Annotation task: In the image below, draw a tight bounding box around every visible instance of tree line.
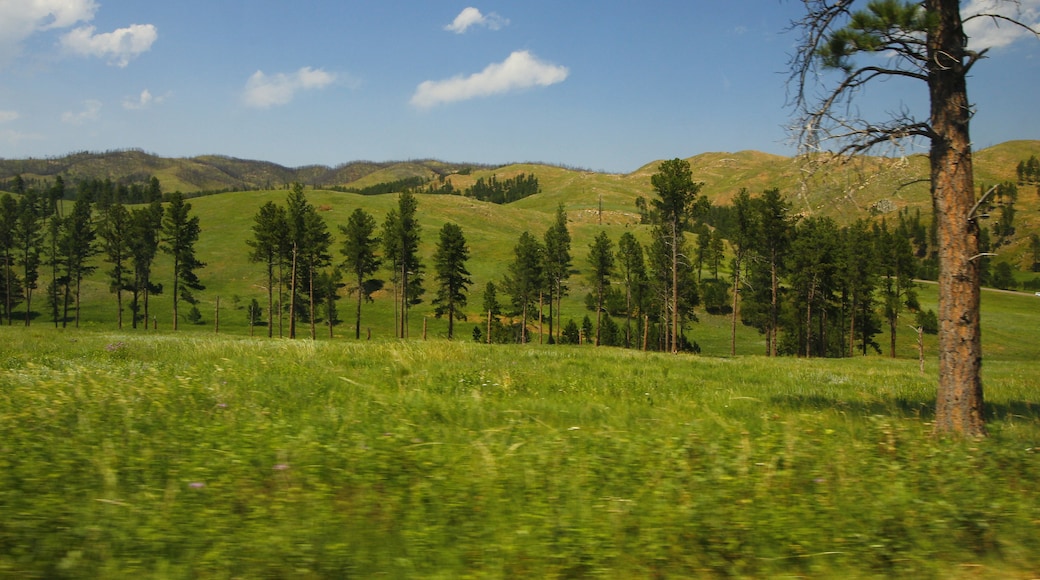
[0,177,205,330]
[1,161,1032,357]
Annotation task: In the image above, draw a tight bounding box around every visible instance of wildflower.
[189,482,205,489]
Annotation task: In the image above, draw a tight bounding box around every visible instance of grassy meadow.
[3,141,1040,577]
[2,320,1040,578]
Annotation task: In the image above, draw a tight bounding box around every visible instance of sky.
[0,1,1038,174]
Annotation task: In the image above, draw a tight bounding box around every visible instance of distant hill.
[0,149,492,194]
[1,143,1037,245]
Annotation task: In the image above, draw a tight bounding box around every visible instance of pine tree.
[432,222,472,339]
[503,231,544,343]
[59,186,98,327]
[339,208,381,339]
[128,201,163,329]
[0,194,22,324]
[650,158,702,353]
[98,203,133,329]
[543,204,572,343]
[162,192,205,331]
[382,191,423,338]
[14,189,44,326]
[616,231,647,349]
[248,201,288,337]
[285,183,331,339]
[587,230,615,346]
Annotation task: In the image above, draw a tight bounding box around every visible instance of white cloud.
[963,0,1040,50]
[411,50,569,108]
[123,89,165,110]
[62,99,102,124]
[444,7,508,34]
[0,0,98,63]
[243,67,337,109]
[0,110,19,123]
[61,23,157,67]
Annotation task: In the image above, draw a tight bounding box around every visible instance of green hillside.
[3,140,1039,349]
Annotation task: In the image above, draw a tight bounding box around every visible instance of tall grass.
[2,327,1038,578]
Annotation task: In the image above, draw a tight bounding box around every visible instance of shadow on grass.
[769,395,1040,422]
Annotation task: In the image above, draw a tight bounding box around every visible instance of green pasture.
[2,324,1039,578]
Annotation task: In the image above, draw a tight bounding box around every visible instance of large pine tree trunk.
[929,0,985,436]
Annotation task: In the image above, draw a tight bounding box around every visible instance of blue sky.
[0,1,1038,174]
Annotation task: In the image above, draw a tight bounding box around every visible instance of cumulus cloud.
[963,0,1040,50]
[123,89,165,110]
[0,0,98,63]
[444,7,508,34]
[411,50,569,108]
[62,99,102,124]
[0,110,19,123]
[61,23,157,67]
[243,67,337,109]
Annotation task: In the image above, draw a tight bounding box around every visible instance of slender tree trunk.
[400,261,408,339]
[671,221,679,354]
[625,278,633,349]
[595,284,603,346]
[116,284,123,329]
[62,267,71,329]
[929,0,984,436]
[730,254,740,356]
[308,264,316,340]
[74,276,82,328]
[521,302,528,344]
[848,294,857,358]
[267,259,274,338]
[355,273,364,340]
[537,291,543,344]
[277,259,284,338]
[172,254,180,331]
[769,256,779,357]
[288,244,297,339]
[805,281,815,358]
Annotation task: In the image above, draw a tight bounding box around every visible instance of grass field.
[3,141,1040,577]
[2,323,1039,578]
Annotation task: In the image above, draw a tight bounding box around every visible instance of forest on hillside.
[2,151,1038,358]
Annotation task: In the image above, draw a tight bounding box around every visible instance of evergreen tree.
[754,188,794,356]
[316,268,344,338]
[482,281,500,315]
[503,231,544,343]
[787,217,840,357]
[248,201,288,337]
[841,219,881,356]
[650,158,702,353]
[543,204,572,343]
[339,207,381,339]
[59,186,98,327]
[616,231,647,348]
[285,183,332,339]
[382,191,424,338]
[162,192,205,331]
[14,189,44,326]
[876,220,918,358]
[432,222,472,339]
[728,188,756,355]
[98,203,133,329]
[0,194,22,324]
[587,230,615,346]
[128,201,163,329]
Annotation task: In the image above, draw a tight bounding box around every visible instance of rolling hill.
[1,141,1038,345]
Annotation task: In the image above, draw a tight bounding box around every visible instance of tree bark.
[929,0,985,436]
